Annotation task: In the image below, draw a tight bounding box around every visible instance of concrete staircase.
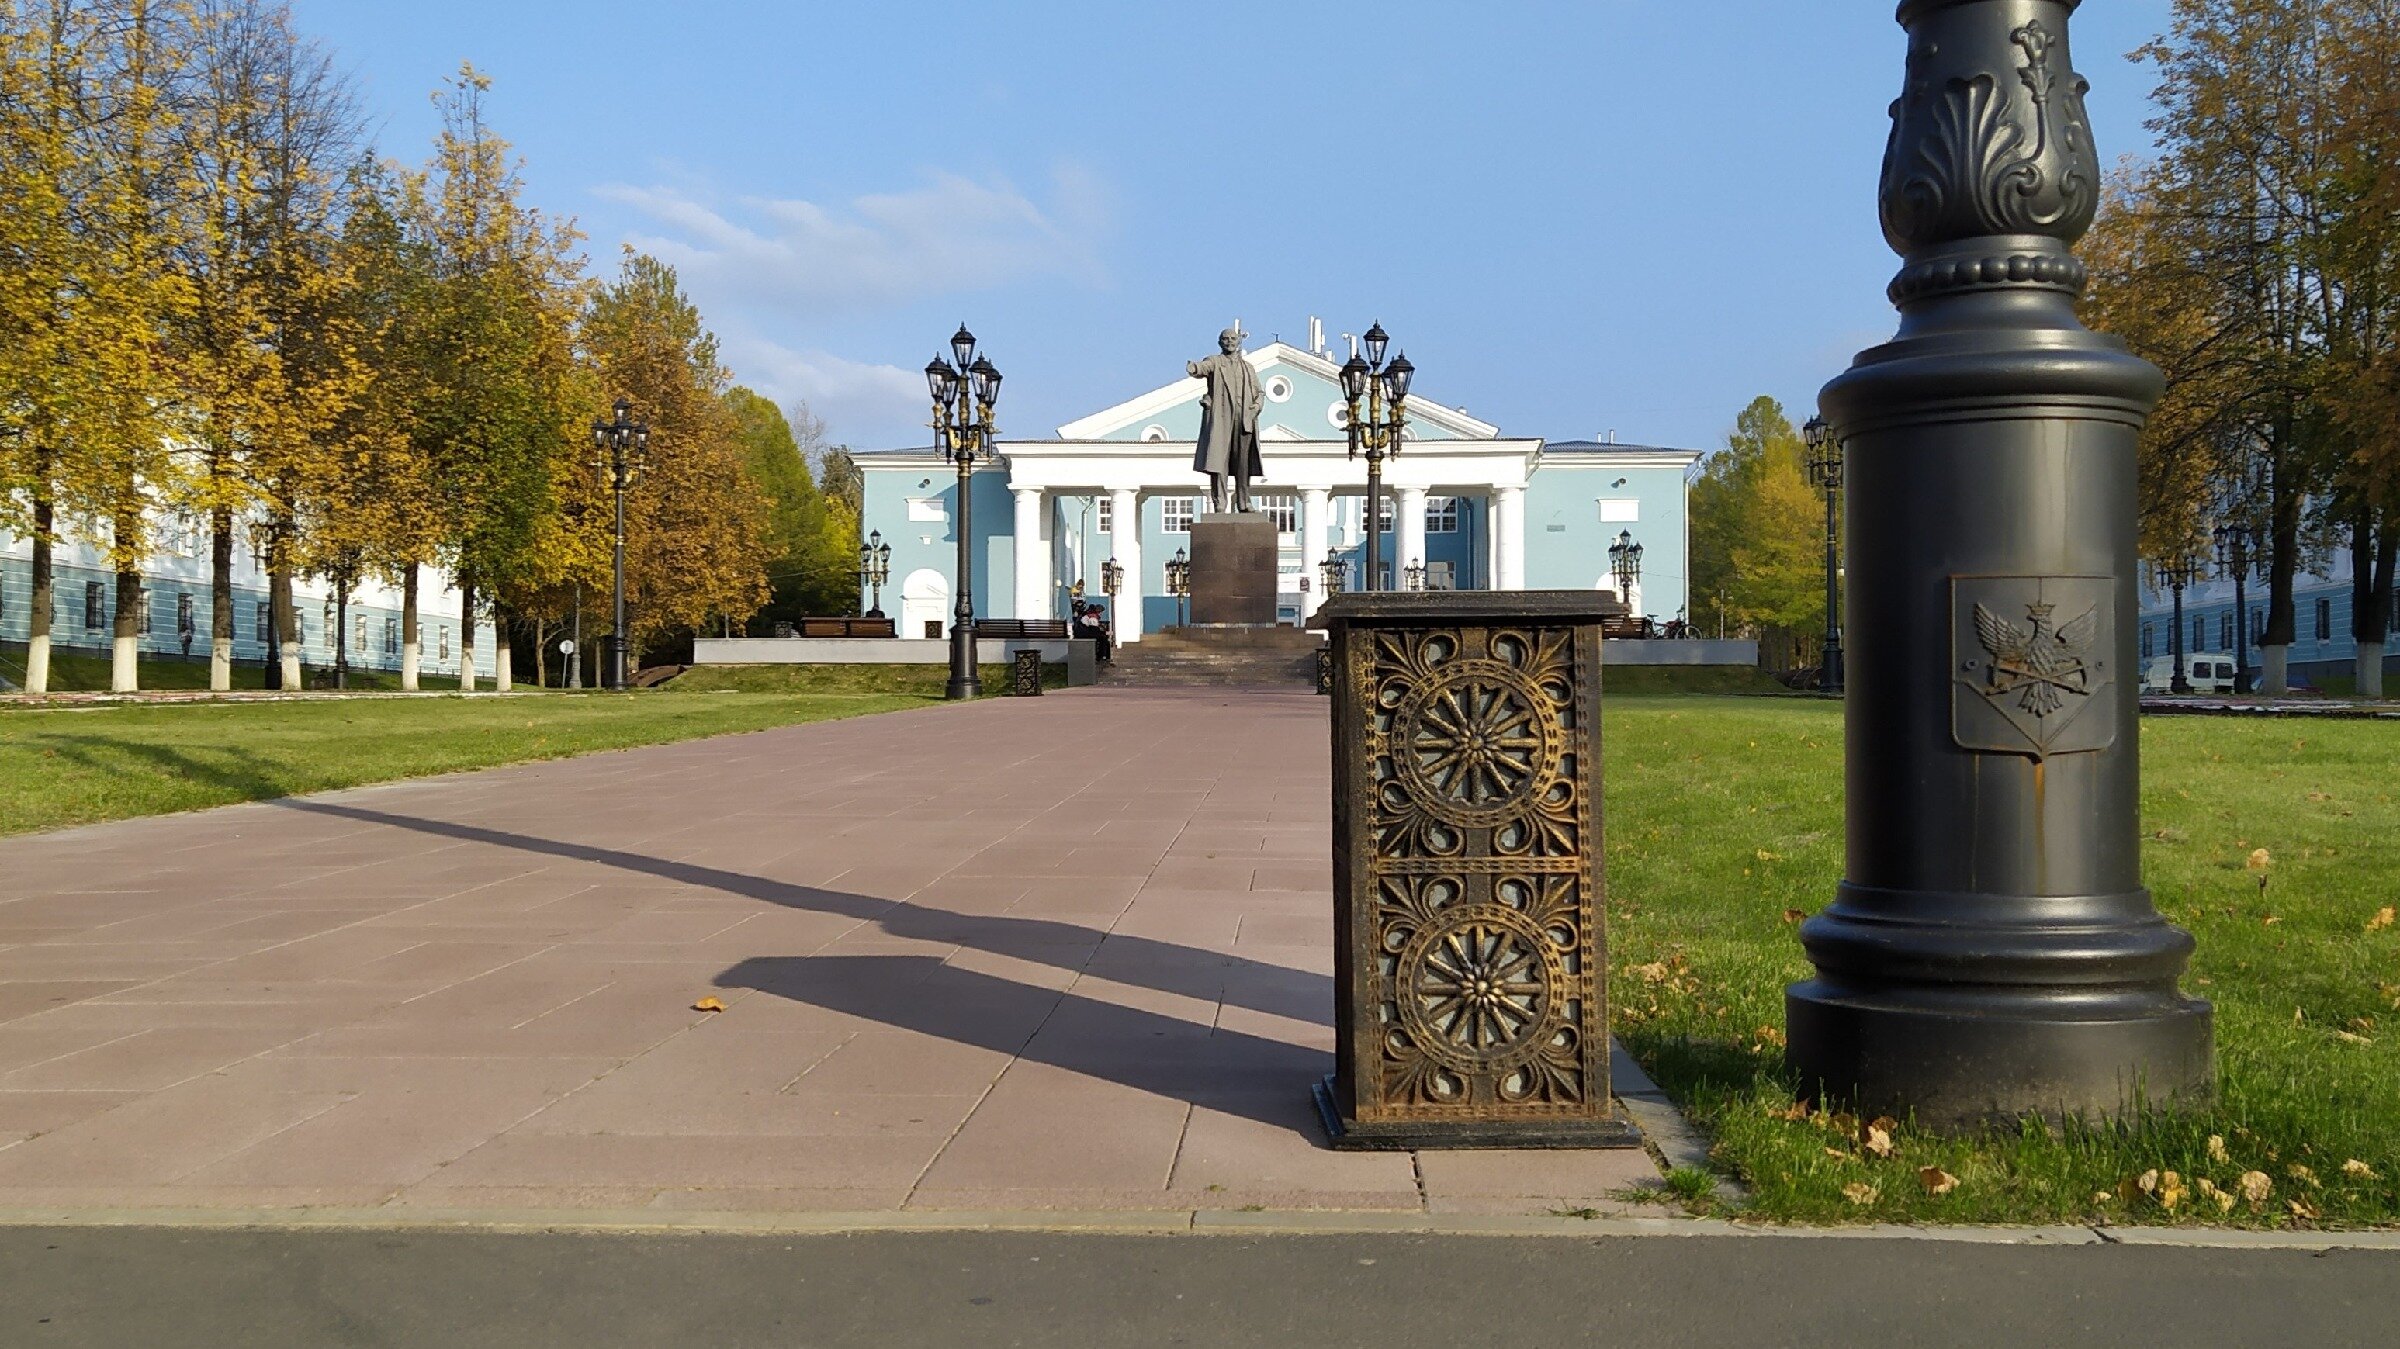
[1099,625,1323,688]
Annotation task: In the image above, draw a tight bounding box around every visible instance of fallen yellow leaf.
[2136,1168,2161,1195]
[692,996,727,1012]
[2289,1197,2320,1220]
[2207,1134,2230,1164]
[1842,1182,1878,1205]
[2158,1169,2186,1211]
[2238,1170,2273,1205]
[2195,1178,2234,1214]
[1633,961,1671,984]
[1782,908,1808,924]
[2368,907,2395,933]
[2248,847,2272,870]
[2342,1159,2380,1180]
[1918,1166,1958,1196]
[1863,1117,1898,1160]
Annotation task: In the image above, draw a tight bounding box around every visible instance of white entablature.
[993,438,1541,495]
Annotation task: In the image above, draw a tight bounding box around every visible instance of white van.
[2140,654,2237,695]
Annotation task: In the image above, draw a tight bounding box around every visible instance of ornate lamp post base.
[1785,0,2210,1130]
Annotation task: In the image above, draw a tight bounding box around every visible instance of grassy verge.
[1602,664,1798,697]
[1605,697,2400,1227]
[0,690,927,837]
[662,662,1065,695]
[1,643,463,693]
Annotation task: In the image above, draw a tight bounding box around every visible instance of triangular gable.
[1054,340,1499,441]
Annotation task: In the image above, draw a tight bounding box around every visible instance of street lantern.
[590,396,648,690]
[1803,415,1846,693]
[1340,323,1412,590]
[2213,520,2254,694]
[1402,558,1426,592]
[858,529,892,618]
[1164,548,1190,626]
[2156,553,2200,694]
[1787,0,2211,1128]
[1319,549,1346,598]
[927,325,1001,699]
[1607,529,1643,606]
[1102,555,1124,600]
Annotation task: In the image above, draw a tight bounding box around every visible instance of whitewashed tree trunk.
[2259,644,2288,695]
[2359,641,2385,699]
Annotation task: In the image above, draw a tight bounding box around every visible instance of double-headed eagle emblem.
[1973,600,2097,717]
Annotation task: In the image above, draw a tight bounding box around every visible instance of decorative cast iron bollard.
[1311,590,1640,1149]
[1314,646,1333,696]
[1011,649,1043,697]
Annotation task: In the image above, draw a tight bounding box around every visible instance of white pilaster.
[1483,491,1501,590]
[1300,487,1331,619]
[1012,486,1047,620]
[1109,487,1143,643]
[1496,486,1527,590]
[1397,487,1429,589]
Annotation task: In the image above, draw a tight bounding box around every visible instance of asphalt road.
[6,1226,2398,1348]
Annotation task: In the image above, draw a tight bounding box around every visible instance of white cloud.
[596,167,1109,315]
[723,335,928,449]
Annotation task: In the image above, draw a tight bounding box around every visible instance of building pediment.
[1054,341,1499,444]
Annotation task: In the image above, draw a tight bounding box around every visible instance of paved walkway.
[0,688,1661,1219]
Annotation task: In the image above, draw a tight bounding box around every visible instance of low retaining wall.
[692,636,1099,686]
[1603,638,1758,666]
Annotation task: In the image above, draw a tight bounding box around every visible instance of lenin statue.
[1188,327,1264,513]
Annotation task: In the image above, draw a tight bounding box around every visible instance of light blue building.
[2137,551,2399,691]
[856,332,1699,642]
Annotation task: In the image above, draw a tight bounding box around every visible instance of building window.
[2250,608,2263,646]
[1259,494,1297,535]
[1373,497,1395,533]
[177,592,195,636]
[385,617,400,655]
[1162,497,1197,533]
[354,618,368,654]
[1096,498,1112,534]
[2193,616,2206,651]
[2141,623,2154,658]
[2316,597,2331,642]
[1264,374,1293,403]
[1426,497,1459,534]
[84,581,105,630]
[1428,560,1457,590]
[1140,424,1169,442]
[1599,498,1639,523]
[257,600,272,644]
[135,586,152,636]
[438,627,450,661]
[2219,613,2233,649]
[905,496,947,522]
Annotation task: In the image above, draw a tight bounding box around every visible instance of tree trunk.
[493,603,512,692]
[400,564,420,691]
[2258,429,2301,694]
[457,582,477,692]
[111,514,140,693]
[26,493,54,695]
[334,579,350,690]
[2355,515,2395,700]
[209,507,234,690]
[272,564,301,690]
[530,617,549,688]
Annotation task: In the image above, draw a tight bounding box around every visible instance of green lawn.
[1,644,463,692]
[1603,697,2400,1227]
[0,688,928,836]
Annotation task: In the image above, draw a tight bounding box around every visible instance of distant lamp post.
[1607,529,1643,611]
[858,529,892,617]
[1164,548,1190,627]
[589,397,648,690]
[1339,323,1413,590]
[2213,520,2254,694]
[1319,549,1347,598]
[1102,555,1124,605]
[926,324,1002,700]
[1402,558,1426,592]
[1803,415,1846,693]
[2157,554,2199,694]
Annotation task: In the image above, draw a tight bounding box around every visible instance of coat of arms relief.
[1951,575,2117,759]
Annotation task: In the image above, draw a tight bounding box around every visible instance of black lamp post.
[926,325,1001,700]
[1164,548,1190,627]
[589,397,648,690]
[1607,529,1643,611]
[858,529,891,617]
[1788,0,2210,1128]
[2158,554,2197,694]
[1101,556,1124,605]
[2213,521,2253,694]
[1803,415,1846,693]
[1338,324,1412,591]
[1319,549,1346,598]
[1402,558,1426,592]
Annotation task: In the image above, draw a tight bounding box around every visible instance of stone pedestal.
[1189,514,1278,627]
[1311,589,1640,1149]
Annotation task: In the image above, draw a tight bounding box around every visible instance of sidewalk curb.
[1,1206,2394,1250]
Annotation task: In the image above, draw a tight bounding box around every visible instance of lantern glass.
[1339,356,1369,402]
[950,324,976,370]
[1386,353,1413,401]
[1363,322,1388,368]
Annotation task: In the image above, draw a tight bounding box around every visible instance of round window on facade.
[1264,375,1293,403]
[1328,403,1350,429]
[1141,424,1168,442]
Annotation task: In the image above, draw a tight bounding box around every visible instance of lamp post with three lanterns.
[858,530,891,618]
[1803,415,1845,693]
[1337,324,1413,591]
[590,397,649,690]
[925,325,1002,700]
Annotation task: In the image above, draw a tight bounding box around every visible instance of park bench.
[792,617,896,638]
[972,619,1070,640]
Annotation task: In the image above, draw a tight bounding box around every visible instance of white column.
[1012,486,1047,620]
[1397,487,1429,590]
[1109,487,1143,643]
[1496,486,1527,590]
[1483,491,1501,590]
[1300,487,1331,619]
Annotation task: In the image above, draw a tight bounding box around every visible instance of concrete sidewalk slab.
[0,688,1674,1219]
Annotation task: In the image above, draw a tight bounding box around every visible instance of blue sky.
[290,0,2178,454]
